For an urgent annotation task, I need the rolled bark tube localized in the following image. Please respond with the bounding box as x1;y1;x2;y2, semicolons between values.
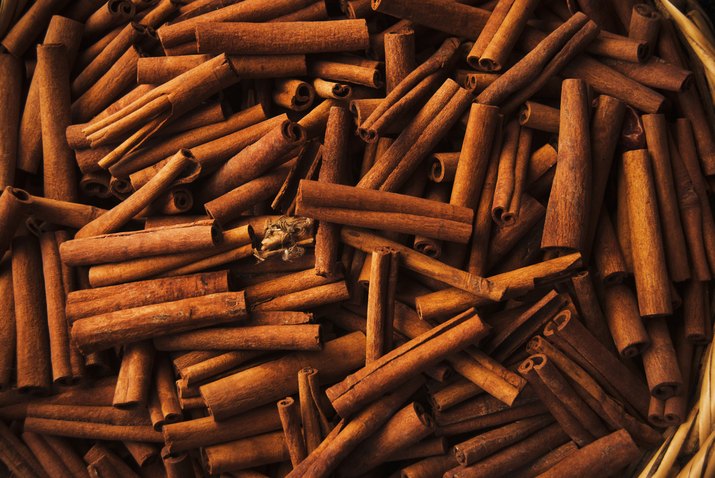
82;55;240;162
683;279;710;344
519;101;559;133
197;120;305;202
0;55;21;187
37;44;77;202
443;423;569;478
12;236;51;393
541;78;591;253
476;0;540;71
278;397;307;467
602;57;692;92
67;271;230;321
642;114;690;282
526;336;661;447
23;195;107;231
593;212;628;285
371;0;489;39
71;291;247;354
621;149;672;317
297;180;474;244
675;119;715;275
244;268;341;306
136;54;211;84
273;79;315;112
22;431;74;478
109;105;266;179
384;29;415;92
71;46;140;123
0;260;12;390
86;228;252;287
157;0;318;50
535;429;640;478
153;357;182;428
413;183;450;258
200;332;366;420
326;310;488;418
453;103;501;213
113;341;154;408
163;404;281;453
27;19;87;173
39;232;74;385
287;378;424;478
533;354;609;438
0;188;30;258
337;402;434;476
468;0;514;67
298;366;324;453
468;141;500;275
510;441;578;478
153;325;322;351
61;220;221;266
71;22;145;98
79;172;111;198
378;87;474;193
543;309;650;417
360;80;455;181
492;120;520;226
588;34;648;63
204;431;290;474
583;95;626;257
24;417;163;442
0;420;50;478
386;437;448;461
357;39;460;142
342;228;505;301
628;3;660;57
229;54;308;79
429;152;458;183
415;253;582;321
401;455;459;478
314;106;350;277
669;134;710;281
478;13;598;107
365;247;397;363
0;0;65;57
453;415;554;466
561;54;665;114
84;0;135;39
313;78;353;99
518;355;594;446
308;60;382;88
76;150;198;239
196;20;369;54
642;318;682;400
570;271;612;351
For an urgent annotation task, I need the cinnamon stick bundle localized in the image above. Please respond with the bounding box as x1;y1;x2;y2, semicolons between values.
622;149;672;317
314;106;350;277
12;236;51;393
71;291;247;353
200;332;365;420
541;79;590;253
153;325;322;351
61;220;222;266
365;247;398;363
297;180;473;244
327;310;489;417
196;20;369;54
68;270;229;321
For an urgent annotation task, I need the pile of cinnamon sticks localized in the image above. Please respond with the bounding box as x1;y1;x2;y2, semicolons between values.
0;0;713;476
